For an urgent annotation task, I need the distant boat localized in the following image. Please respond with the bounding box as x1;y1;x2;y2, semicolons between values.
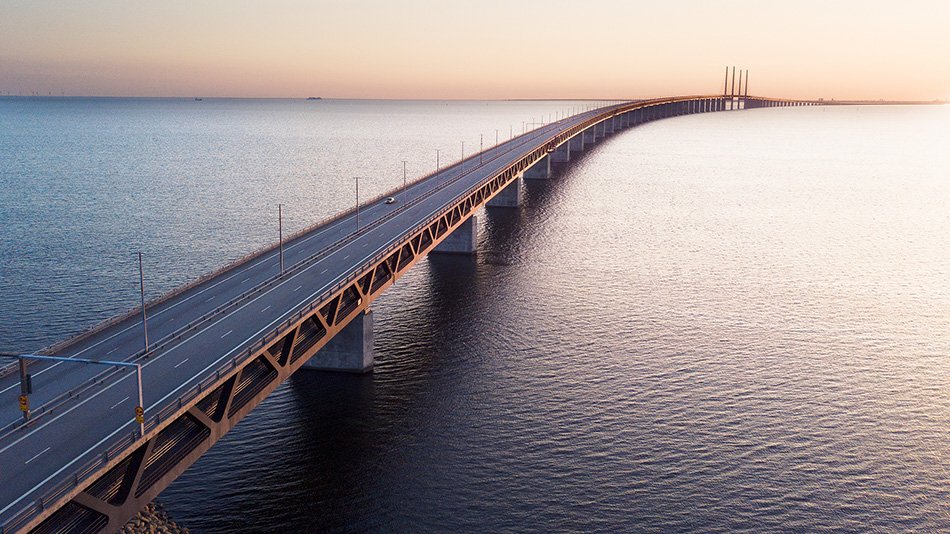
306;97;322;101
194;97;203;101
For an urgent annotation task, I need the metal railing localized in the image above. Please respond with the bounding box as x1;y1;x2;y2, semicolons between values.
1;96;762;533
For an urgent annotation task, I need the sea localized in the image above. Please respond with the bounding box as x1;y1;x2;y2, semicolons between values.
1;97;948;532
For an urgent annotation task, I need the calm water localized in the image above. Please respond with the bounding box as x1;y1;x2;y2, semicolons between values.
1;99;948;532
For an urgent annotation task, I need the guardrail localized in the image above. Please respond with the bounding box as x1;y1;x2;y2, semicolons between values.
0;103;584;439
2;96;747;533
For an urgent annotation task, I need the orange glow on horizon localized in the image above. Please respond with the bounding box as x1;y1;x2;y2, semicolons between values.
1;1;948;101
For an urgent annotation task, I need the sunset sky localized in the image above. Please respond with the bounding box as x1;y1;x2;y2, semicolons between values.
2;0;948;100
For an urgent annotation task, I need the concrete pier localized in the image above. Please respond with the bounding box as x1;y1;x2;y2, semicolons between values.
432;215;477;254
487;176;522;206
303;309;374;373
569;134;584;153
523;155;551;180
550;143;570;164
582;127;596;145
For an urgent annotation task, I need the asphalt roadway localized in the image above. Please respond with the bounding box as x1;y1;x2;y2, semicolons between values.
0;102;624;526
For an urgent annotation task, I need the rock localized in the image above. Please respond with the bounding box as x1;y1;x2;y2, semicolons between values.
121;500;188;534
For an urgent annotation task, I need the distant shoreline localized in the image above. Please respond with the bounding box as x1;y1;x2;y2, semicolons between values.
0;95;945;105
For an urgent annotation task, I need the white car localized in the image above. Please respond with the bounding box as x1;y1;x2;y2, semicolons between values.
385;197;397;204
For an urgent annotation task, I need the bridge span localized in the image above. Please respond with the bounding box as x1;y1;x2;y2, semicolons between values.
0;94;819;533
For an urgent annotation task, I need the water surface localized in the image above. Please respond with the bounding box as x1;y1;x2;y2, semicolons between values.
2;99;948;532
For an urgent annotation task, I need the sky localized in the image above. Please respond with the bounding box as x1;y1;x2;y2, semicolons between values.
1;0;948;100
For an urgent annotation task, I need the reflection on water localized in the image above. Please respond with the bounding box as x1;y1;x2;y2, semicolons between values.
2;99;949;531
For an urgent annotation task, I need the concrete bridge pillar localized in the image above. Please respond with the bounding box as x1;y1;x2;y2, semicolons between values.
524;155;551;180
592;123;604;140
304;310;374;373
604;119;615;134
487;176;523;205
583;127;596;144
433;215;477;254
551;143;570;164
569;134;584;152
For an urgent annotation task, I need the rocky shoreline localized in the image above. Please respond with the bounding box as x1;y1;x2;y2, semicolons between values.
120;501;188;534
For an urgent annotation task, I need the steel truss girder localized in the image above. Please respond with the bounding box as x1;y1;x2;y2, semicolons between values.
19;95;816;533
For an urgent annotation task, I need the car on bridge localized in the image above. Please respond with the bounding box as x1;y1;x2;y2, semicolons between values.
385;196;397;204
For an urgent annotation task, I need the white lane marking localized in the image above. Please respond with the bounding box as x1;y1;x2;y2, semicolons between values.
0;419;135;516
1;185;415;509
0;242;347;447
0;190;360;395
343;254;349;260
220;330;233;339
0;146;531;508
109;396;130;410
294;285;302;292
24;447;52;465
241;277;250;284
261;305;271;313
0;116;571;486
206;296;215;302
106;347;118;355
174;359;189;369
320;269;328;274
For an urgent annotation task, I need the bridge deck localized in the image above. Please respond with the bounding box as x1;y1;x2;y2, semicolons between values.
0;101;625;528
0;95;817;532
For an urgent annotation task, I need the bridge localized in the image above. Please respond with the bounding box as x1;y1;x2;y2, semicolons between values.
0;93;818;533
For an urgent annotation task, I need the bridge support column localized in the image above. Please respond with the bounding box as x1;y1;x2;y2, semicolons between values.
524;155;551;180
487;177;522;206
604;119;615;134
569;134;584;153
551;143;570;164
304;310;374;373
583;127;596;144
432;215;477;254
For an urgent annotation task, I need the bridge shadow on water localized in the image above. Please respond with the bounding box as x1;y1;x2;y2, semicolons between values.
165;150;586;532
258;163;581;532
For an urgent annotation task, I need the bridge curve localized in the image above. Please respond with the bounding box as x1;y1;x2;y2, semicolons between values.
0;94;819;533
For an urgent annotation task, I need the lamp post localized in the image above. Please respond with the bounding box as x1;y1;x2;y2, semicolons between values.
354;177;361;232
278;204;284;275
495;129;499;146
479;134;483;164
137;252;148;354
402;160;408;203
436;149;440;171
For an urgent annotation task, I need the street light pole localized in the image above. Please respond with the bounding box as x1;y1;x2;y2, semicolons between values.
354;177;361;231
137;252;148;354
436;149;440;171
278;204;284;275
402;160;408;203
495;129;499;146
479;134;483;164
